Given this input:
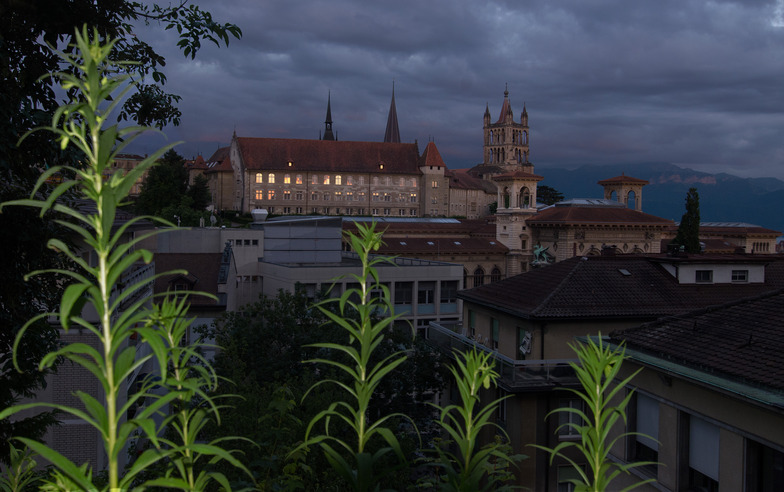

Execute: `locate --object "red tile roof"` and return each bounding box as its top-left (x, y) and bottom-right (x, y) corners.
top-left (235, 137), bottom-right (421, 174)
top-left (420, 141), bottom-right (446, 168)
top-left (611, 289), bottom-right (784, 393)
top-left (493, 170), bottom-right (544, 182)
top-left (377, 237), bottom-right (508, 256)
top-left (449, 170), bottom-right (494, 191)
top-left (460, 255), bottom-right (784, 320)
top-left (597, 175), bottom-right (649, 185)
top-left (528, 204), bottom-right (673, 227)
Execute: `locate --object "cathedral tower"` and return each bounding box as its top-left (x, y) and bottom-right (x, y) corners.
top-left (322, 92), bottom-right (336, 141)
top-left (481, 86), bottom-right (530, 175)
top-left (383, 83), bottom-right (401, 143)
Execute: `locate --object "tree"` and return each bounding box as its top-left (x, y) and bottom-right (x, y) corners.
top-left (135, 149), bottom-right (189, 215)
top-left (537, 185), bottom-right (565, 206)
top-left (189, 173), bottom-right (212, 211)
top-left (0, 1), bottom-right (240, 461)
top-left (672, 187), bottom-right (701, 253)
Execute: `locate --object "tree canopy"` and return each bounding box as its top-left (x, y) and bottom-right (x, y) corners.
top-left (672, 187), bottom-right (701, 253)
top-left (0, 1), bottom-right (240, 461)
top-left (537, 185), bottom-right (565, 205)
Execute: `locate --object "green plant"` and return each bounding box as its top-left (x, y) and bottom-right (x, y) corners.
top-left (295, 222), bottom-right (412, 492)
top-left (0, 443), bottom-right (41, 492)
top-left (0, 27), bottom-right (247, 491)
top-left (425, 349), bottom-right (523, 491)
top-left (534, 335), bottom-right (655, 492)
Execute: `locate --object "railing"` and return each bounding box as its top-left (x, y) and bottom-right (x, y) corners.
top-left (426, 321), bottom-right (580, 392)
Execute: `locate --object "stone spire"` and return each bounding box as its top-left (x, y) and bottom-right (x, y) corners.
top-left (322, 91), bottom-right (335, 141)
top-left (383, 82), bottom-right (401, 143)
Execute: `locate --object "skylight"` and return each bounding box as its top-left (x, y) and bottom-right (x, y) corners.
top-left (618, 269), bottom-right (631, 276)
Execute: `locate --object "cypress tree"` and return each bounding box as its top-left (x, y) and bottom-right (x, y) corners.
top-left (673, 187), bottom-right (701, 253)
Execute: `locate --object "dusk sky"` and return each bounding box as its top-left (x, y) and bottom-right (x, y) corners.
top-left (133, 0), bottom-right (784, 179)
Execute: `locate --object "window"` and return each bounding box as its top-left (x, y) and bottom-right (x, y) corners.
top-left (409, 209), bottom-right (416, 216)
top-left (283, 207), bottom-right (291, 214)
top-left (490, 266), bottom-right (502, 283)
top-left (394, 282), bottom-right (413, 305)
top-left (359, 176), bottom-right (365, 185)
top-left (295, 207), bottom-right (303, 214)
top-left (473, 266), bottom-right (485, 287)
top-left (255, 190), bottom-right (263, 200)
top-left (323, 175), bottom-right (330, 185)
top-left (283, 190), bottom-right (291, 200)
top-left (688, 415), bottom-right (719, 491)
top-left (311, 175), bottom-right (318, 185)
top-left (357, 192), bottom-right (366, 201)
top-left (335, 191), bottom-right (342, 201)
top-left (335, 175), bottom-right (342, 185)
top-left (346, 192), bottom-right (354, 201)
top-left (491, 318), bottom-right (499, 349)
top-left (410, 193), bottom-right (417, 203)
top-left (432, 197), bottom-right (438, 204)
top-left (746, 439), bottom-right (784, 491)
top-left (432, 180), bottom-right (438, 188)
top-left (296, 174), bottom-right (303, 184)
top-left (440, 280), bottom-right (458, 304)
top-left (311, 192), bottom-right (318, 201)
top-left (696, 270), bottom-right (713, 283)
top-left (323, 193), bottom-right (330, 201)
top-left (268, 173), bottom-right (275, 184)
top-left (296, 191), bottom-right (303, 200)
top-left (255, 173), bottom-right (263, 183)
top-left (284, 174), bottom-right (291, 184)
top-left (398, 209), bottom-right (405, 216)
top-left (372, 192), bottom-right (380, 202)
top-left (384, 193), bottom-right (391, 202)
top-left (631, 393), bottom-right (658, 476)
top-left (371, 208), bottom-right (379, 215)
top-left (557, 465), bottom-right (584, 492)
top-left (558, 398), bottom-right (583, 438)
top-left (383, 208), bottom-right (390, 215)
top-left (418, 281), bottom-right (436, 315)
top-left (399, 177), bottom-right (405, 186)
top-left (347, 175), bottom-right (354, 185)
top-left (468, 309), bottom-right (476, 336)
top-left (267, 190), bottom-right (276, 200)
top-left (732, 269), bottom-right (748, 282)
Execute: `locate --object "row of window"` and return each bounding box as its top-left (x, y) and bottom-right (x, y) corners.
top-left (263, 206), bottom-right (418, 216)
top-left (254, 190), bottom-right (418, 203)
top-left (695, 269), bottom-right (748, 283)
top-left (463, 266), bottom-right (503, 287)
top-left (254, 173), bottom-right (418, 187)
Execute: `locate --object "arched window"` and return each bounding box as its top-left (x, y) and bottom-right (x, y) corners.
top-left (627, 191), bottom-right (636, 209)
top-left (268, 173), bottom-right (275, 184)
top-left (519, 187), bottom-right (530, 208)
top-left (503, 188), bottom-right (510, 209)
top-left (473, 266), bottom-right (485, 287)
top-left (610, 190), bottom-right (618, 202)
top-left (491, 267), bottom-right (502, 283)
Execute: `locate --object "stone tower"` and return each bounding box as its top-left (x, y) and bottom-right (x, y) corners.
top-left (597, 174), bottom-right (649, 211)
top-left (322, 92), bottom-right (336, 141)
top-left (481, 86), bottom-right (530, 178)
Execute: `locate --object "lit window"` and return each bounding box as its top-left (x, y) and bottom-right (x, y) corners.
top-left (346, 192), bottom-right (354, 201)
top-left (335, 175), bottom-right (342, 185)
top-left (410, 193), bottom-right (417, 203)
top-left (372, 192), bottom-right (380, 202)
top-left (311, 175), bottom-right (318, 185)
top-left (284, 174), bottom-right (291, 184)
top-left (255, 173), bottom-right (263, 183)
top-left (323, 175), bottom-right (330, 185)
top-left (732, 270), bottom-right (748, 282)
top-left (347, 176), bottom-right (354, 185)
top-left (296, 175), bottom-right (303, 184)
top-left (255, 190), bottom-right (263, 200)
top-left (268, 173), bottom-right (275, 184)
top-left (335, 192), bottom-right (342, 201)
top-left (384, 193), bottom-right (391, 202)
top-left (357, 192), bottom-right (366, 201)
top-left (283, 190), bottom-right (291, 200)
top-left (432, 180), bottom-right (438, 188)
top-left (268, 190), bottom-right (275, 200)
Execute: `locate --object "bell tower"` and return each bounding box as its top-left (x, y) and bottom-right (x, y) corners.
top-left (482, 85), bottom-right (530, 176)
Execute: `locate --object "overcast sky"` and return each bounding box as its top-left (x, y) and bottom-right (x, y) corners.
top-left (133, 0), bottom-right (784, 179)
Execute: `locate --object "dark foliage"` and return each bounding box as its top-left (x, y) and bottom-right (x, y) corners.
top-left (672, 187), bottom-right (701, 253)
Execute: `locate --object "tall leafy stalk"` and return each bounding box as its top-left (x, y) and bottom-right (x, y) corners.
top-left (425, 349), bottom-right (523, 491)
top-left (0, 27), bottom-right (247, 491)
top-left (534, 335), bottom-right (655, 492)
top-left (296, 222), bottom-right (411, 491)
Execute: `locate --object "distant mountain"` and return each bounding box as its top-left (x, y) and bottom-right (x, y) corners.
top-left (535, 162), bottom-right (784, 233)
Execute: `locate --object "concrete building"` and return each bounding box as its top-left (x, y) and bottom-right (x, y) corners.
top-left (426, 252), bottom-right (784, 490)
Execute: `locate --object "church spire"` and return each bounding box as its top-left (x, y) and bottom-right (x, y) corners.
top-left (383, 82), bottom-right (401, 143)
top-left (322, 91), bottom-right (335, 141)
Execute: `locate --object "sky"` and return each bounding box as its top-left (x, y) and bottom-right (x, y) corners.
top-left (132, 0), bottom-right (784, 179)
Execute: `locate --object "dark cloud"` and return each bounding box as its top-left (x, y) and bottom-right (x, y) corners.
top-left (131, 0), bottom-right (784, 179)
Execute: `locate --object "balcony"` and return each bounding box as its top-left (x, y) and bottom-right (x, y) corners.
top-left (426, 321), bottom-right (580, 392)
